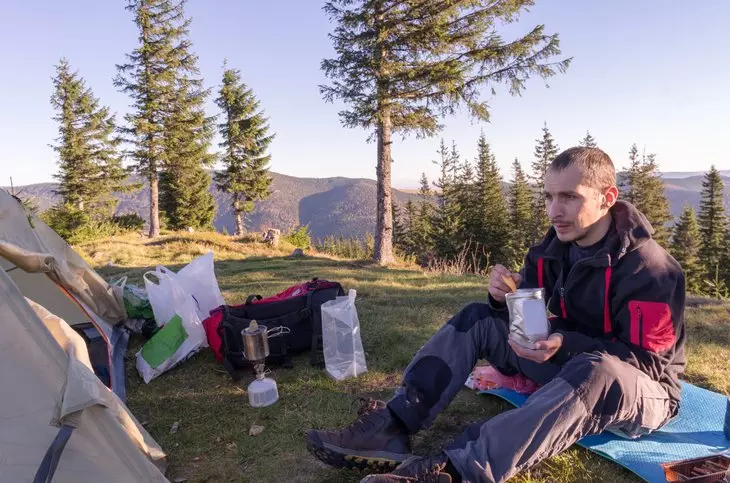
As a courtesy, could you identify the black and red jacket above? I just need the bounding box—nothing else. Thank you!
[517,201,686,405]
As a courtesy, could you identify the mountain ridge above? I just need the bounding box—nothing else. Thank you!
[5,172,421,240]
[6,171,730,238]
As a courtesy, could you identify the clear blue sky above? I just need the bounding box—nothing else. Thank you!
[1,0,729,188]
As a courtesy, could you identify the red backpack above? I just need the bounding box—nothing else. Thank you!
[203,278,345,380]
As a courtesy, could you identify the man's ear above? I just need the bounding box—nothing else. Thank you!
[602,186,619,209]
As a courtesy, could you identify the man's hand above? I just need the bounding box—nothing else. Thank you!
[508,333,563,363]
[488,264,521,303]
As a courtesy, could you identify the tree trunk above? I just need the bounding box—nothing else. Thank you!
[149,174,160,237]
[374,108,395,264]
[233,195,244,236]
[373,4,394,265]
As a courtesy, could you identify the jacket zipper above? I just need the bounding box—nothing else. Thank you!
[560,287,568,318]
[556,254,609,319]
[637,306,643,348]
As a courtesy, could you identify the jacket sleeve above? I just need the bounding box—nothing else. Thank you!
[553,256,686,381]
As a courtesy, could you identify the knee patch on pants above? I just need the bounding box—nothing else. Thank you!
[403,355,452,410]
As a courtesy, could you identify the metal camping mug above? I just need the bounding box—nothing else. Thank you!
[241,324,291,361]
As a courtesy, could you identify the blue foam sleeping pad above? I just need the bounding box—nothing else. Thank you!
[481,382,730,482]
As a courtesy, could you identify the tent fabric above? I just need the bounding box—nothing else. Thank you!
[0,267,167,482]
[0,188,129,399]
[27,298,114,425]
[33,424,74,483]
[0,189,126,324]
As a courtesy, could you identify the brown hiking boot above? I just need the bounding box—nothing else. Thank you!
[306,398,412,472]
[359,453,454,482]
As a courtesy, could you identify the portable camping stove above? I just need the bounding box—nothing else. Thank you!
[241,320,280,407]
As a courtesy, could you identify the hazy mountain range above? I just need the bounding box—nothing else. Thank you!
[6,171,730,239]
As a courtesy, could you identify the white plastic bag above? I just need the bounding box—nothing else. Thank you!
[321,289,367,380]
[136,272,207,383]
[154,252,225,321]
[144,270,177,328]
[175,252,225,319]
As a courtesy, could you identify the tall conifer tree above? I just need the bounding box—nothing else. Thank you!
[530,123,559,240]
[474,132,510,265]
[51,59,127,219]
[215,67,274,235]
[322,0,569,263]
[698,165,727,277]
[508,158,533,268]
[116,0,203,236]
[670,205,703,294]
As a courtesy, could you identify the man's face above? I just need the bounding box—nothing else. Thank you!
[544,164,614,244]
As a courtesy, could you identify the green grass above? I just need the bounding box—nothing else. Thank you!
[77,233,730,483]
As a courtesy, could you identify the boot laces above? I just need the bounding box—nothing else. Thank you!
[420,462,448,481]
[343,397,384,436]
[354,396,380,416]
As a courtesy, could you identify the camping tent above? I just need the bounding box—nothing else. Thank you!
[0,265,167,482]
[0,189,128,399]
[0,190,167,481]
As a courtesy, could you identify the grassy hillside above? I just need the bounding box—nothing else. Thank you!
[76,233,730,483]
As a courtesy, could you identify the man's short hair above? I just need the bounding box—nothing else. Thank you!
[549,147,616,190]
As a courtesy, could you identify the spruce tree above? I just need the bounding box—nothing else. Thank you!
[474,132,510,266]
[215,67,274,235]
[402,199,418,254]
[411,173,435,256]
[432,140,464,259]
[637,152,672,247]
[508,158,533,269]
[322,0,569,264]
[457,159,477,214]
[619,145,671,247]
[698,165,727,277]
[51,58,127,219]
[530,123,559,240]
[160,77,216,230]
[404,200,417,231]
[456,152,478,250]
[391,201,407,252]
[159,161,216,231]
[670,205,703,294]
[718,226,730,286]
[620,144,642,204]
[116,0,190,237]
[579,130,597,148]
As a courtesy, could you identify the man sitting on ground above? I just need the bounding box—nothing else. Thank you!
[306,146,686,483]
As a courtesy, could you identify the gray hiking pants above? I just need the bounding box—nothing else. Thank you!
[387,303,675,483]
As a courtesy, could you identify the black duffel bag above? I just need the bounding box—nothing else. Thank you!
[206,278,345,380]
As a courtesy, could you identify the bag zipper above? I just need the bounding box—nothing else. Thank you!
[637,306,643,348]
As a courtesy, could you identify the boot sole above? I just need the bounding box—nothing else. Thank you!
[306,431,411,472]
[361,474,452,483]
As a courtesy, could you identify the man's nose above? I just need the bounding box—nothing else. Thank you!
[547,200,562,220]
